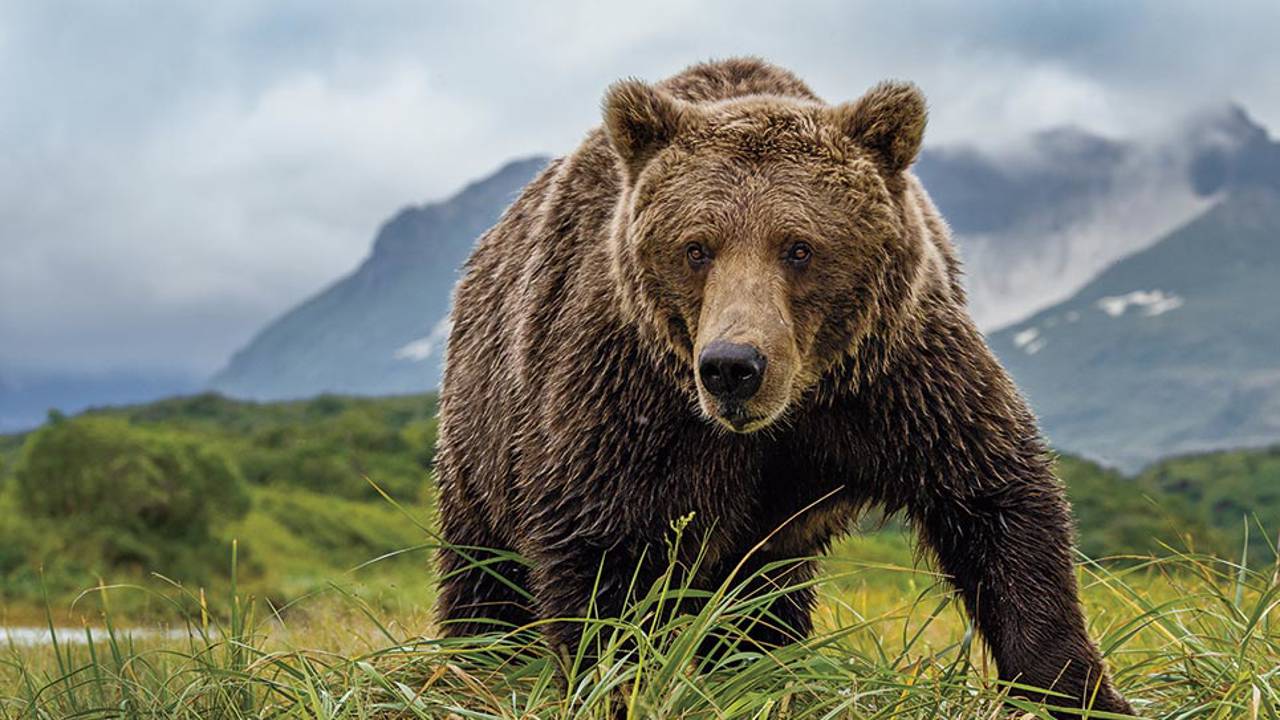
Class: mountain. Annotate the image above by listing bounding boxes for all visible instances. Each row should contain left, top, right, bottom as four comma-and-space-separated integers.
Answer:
209, 157, 549, 400
989, 186, 1280, 471
210, 106, 1279, 444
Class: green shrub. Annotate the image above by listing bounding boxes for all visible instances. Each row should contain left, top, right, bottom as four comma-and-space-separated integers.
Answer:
401, 417, 439, 469
1139, 445, 1280, 562
245, 408, 424, 500
14, 417, 250, 549
1059, 455, 1226, 559
0, 490, 39, 577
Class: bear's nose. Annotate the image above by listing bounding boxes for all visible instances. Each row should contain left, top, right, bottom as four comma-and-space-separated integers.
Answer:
698, 341, 767, 402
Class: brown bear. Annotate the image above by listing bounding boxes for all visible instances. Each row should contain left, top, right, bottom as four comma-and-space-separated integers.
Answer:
435, 58, 1133, 715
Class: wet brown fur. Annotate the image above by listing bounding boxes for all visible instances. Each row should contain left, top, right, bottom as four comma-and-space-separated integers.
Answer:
435, 58, 1132, 716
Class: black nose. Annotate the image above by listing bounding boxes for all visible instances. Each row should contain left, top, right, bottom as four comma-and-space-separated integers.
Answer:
698, 341, 767, 401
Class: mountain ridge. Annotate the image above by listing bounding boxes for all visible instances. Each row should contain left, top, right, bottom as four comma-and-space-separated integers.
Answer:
209, 156, 549, 400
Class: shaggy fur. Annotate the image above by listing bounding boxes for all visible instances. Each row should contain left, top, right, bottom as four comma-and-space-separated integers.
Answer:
435, 58, 1132, 715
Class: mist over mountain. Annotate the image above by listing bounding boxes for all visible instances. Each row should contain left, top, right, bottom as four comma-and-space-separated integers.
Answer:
924, 106, 1276, 328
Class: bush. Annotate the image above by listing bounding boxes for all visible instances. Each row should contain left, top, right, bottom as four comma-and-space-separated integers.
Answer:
0, 490, 39, 577
401, 417, 439, 469
246, 408, 424, 500
14, 417, 251, 550
1139, 446, 1280, 562
1059, 455, 1227, 559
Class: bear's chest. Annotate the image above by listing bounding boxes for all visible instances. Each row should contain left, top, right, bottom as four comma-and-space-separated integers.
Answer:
676, 439, 855, 567
751, 444, 856, 554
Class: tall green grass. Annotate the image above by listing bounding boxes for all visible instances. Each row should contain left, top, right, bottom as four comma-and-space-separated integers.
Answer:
3, 519, 1277, 718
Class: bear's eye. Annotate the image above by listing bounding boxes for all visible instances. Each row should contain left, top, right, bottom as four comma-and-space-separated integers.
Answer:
686, 242, 711, 268
786, 242, 813, 266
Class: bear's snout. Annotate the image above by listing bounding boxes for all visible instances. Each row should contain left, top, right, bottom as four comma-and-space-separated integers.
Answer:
698, 340, 767, 408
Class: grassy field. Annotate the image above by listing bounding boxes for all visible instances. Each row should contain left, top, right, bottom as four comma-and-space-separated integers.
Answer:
2, 521, 1277, 719
2, 394, 1279, 718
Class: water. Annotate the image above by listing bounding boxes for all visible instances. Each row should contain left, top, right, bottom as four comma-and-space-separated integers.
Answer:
2, 625, 204, 646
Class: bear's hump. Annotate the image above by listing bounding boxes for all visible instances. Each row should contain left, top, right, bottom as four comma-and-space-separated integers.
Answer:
657, 57, 819, 105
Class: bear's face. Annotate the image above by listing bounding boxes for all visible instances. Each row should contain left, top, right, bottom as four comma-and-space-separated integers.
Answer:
605, 82, 927, 432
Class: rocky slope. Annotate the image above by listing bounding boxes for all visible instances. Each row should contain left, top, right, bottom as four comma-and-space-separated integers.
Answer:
989, 187, 1280, 470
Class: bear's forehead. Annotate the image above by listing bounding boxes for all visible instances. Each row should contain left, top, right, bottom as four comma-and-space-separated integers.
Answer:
636, 140, 881, 237
679, 100, 852, 163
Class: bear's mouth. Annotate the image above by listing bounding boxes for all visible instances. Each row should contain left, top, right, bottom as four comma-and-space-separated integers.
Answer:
728, 416, 767, 432
713, 403, 766, 433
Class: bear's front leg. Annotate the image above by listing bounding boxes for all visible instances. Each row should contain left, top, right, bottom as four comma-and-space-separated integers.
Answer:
522, 520, 654, 660
729, 554, 819, 649
909, 459, 1134, 716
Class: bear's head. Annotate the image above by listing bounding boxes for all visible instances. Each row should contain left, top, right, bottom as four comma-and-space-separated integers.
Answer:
604, 79, 931, 433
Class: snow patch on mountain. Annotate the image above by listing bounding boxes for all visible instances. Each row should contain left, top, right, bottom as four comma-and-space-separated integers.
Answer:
1013, 327, 1040, 347
1011, 326, 1047, 355
393, 316, 452, 362
1096, 290, 1184, 317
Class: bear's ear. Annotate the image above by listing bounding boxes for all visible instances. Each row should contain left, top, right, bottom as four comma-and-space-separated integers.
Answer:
832, 81, 927, 176
602, 79, 688, 183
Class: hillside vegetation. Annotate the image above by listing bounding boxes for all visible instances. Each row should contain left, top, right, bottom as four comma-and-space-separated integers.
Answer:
0, 391, 1275, 623
0, 393, 440, 621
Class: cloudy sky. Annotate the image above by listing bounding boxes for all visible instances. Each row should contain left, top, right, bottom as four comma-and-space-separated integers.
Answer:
2, 0, 1278, 379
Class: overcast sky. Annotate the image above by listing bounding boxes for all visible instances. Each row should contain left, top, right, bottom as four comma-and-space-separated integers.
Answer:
2, 0, 1278, 378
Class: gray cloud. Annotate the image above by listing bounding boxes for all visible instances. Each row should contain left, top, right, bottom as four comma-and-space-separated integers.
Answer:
1, 0, 1277, 376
